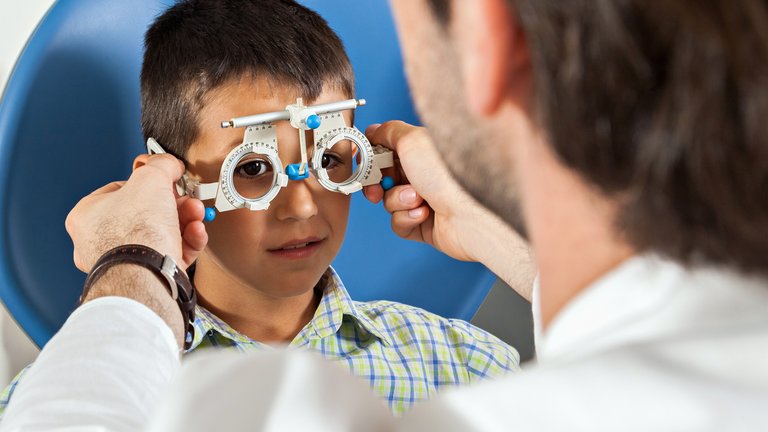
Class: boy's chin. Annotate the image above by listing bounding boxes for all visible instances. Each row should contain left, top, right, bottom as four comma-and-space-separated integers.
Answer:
244, 266, 329, 297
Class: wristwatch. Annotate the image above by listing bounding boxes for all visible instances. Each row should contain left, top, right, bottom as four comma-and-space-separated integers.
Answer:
80, 244, 197, 350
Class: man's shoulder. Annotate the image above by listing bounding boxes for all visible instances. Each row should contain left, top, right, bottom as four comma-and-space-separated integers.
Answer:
411, 339, 768, 432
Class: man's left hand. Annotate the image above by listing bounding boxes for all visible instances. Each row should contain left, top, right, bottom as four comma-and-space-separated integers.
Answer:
65, 154, 207, 272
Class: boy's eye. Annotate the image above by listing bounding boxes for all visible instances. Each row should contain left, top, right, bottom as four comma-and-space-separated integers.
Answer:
321, 153, 342, 170
232, 157, 274, 200
236, 160, 271, 177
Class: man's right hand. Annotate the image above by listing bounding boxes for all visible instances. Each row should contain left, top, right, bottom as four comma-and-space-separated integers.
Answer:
65, 154, 208, 273
364, 121, 534, 301
365, 121, 481, 262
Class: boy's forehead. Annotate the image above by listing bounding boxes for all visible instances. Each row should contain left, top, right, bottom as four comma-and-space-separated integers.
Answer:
189, 78, 351, 158
201, 77, 349, 124
202, 79, 299, 121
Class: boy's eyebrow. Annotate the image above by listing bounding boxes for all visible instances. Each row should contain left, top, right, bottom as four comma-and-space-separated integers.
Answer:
224, 131, 317, 150
226, 138, 242, 149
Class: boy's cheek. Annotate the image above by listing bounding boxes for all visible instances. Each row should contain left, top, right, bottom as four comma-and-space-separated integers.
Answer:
323, 192, 352, 223
205, 209, 269, 248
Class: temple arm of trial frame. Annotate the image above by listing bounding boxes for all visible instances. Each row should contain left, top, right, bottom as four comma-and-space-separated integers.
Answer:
146, 137, 218, 200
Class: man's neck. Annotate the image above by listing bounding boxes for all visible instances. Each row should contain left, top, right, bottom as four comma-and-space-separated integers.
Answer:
192, 252, 322, 344
518, 138, 635, 330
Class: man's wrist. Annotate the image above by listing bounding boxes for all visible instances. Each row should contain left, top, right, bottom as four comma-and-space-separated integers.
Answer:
84, 264, 185, 348
80, 244, 197, 349
463, 202, 535, 301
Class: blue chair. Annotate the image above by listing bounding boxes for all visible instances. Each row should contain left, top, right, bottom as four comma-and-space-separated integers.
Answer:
0, 0, 496, 348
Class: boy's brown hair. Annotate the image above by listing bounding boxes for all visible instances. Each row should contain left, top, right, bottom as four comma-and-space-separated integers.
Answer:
141, 0, 355, 160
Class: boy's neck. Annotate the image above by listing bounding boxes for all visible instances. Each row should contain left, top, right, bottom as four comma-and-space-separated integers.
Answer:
192, 252, 322, 344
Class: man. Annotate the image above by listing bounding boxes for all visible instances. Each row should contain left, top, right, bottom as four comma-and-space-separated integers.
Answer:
374, 0, 768, 429
2, 0, 768, 430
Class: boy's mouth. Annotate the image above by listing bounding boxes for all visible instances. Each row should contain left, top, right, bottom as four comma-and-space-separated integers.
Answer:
282, 243, 311, 250
268, 237, 324, 259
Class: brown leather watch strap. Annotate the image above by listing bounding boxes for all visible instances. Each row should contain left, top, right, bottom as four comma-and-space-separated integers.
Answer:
80, 244, 197, 350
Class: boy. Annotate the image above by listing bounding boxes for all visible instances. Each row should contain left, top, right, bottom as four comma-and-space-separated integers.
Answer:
0, 0, 518, 417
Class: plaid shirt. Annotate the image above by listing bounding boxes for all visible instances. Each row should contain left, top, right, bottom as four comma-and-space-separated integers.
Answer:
0, 267, 519, 416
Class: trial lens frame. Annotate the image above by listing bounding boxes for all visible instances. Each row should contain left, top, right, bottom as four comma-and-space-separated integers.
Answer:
147, 98, 394, 221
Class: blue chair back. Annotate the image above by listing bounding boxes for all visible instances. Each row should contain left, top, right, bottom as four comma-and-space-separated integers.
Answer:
0, 0, 495, 347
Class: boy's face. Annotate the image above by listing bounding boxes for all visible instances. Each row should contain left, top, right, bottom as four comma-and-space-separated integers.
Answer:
187, 78, 352, 297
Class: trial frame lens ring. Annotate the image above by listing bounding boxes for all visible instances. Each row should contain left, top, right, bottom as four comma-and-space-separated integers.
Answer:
220, 141, 285, 210
312, 127, 373, 194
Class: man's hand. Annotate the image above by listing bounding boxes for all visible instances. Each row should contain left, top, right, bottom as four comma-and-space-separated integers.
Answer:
65, 154, 208, 273
365, 121, 492, 262
364, 121, 535, 301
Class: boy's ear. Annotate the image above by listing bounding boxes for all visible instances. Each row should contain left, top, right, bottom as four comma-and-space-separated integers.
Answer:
132, 154, 150, 172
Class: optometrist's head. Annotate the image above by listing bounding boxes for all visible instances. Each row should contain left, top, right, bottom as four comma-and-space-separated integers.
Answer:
393, 0, 768, 278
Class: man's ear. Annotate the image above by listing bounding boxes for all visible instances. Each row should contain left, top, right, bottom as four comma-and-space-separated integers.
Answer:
452, 0, 529, 117
132, 154, 150, 172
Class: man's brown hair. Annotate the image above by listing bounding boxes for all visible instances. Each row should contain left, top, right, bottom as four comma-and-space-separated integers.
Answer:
427, 0, 768, 276
141, 0, 355, 160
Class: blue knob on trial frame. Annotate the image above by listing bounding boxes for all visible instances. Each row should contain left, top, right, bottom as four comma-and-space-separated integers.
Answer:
306, 114, 321, 130
204, 207, 216, 222
286, 163, 310, 181
380, 176, 395, 191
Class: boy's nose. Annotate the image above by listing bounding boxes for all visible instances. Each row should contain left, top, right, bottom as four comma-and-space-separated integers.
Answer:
272, 177, 318, 221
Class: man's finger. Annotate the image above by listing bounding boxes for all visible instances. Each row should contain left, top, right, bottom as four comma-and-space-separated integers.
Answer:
139, 153, 186, 184
365, 123, 382, 135
181, 221, 208, 269
363, 185, 384, 204
390, 206, 431, 241
365, 120, 416, 153
383, 185, 424, 213
182, 221, 208, 252
177, 196, 205, 231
